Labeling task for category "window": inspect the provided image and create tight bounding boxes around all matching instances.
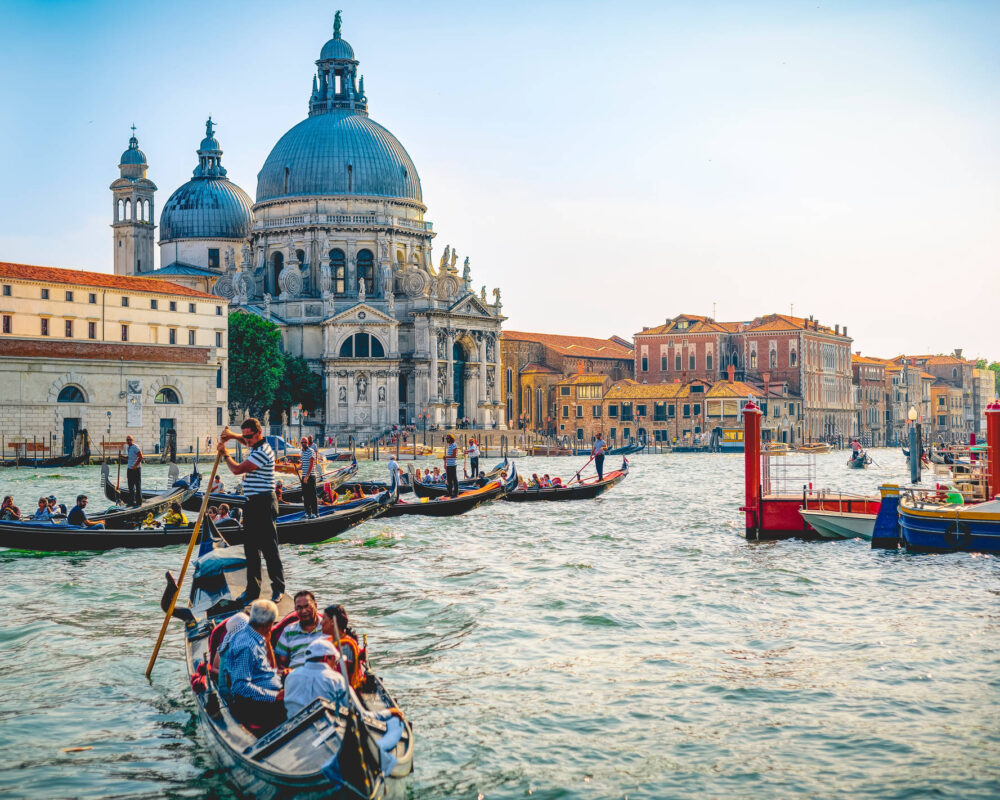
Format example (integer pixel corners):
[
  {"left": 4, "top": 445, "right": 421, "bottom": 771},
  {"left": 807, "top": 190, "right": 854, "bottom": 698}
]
[
  {"left": 188, "top": 330, "right": 195, "bottom": 345},
  {"left": 168, "top": 329, "right": 176, "bottom": 345},
  {"left": 592, "top": 406, "right": 602, "bottom": 418},
  {"left": 150, "top": 299, "right": 158, "bottom": 310},
  {"left": 189, "top": 303, "right": 195, "bottom": 313},
  {"left": 707, "top": 354, "right": 714, "bottom": 371},
  {"left": 41, "top": 288, "right": 50, "bottom": 300},
  {"left": 88, "top": 293, "right": 96, "bottom": 304},
  {"left": 790, "top": 349, "right": 797, "bottom": 366},
  {"left": 654, "top": 402, "right": 667, "bottom": 422},
  {"left": 560, "top": 387, "right": 571, "bottom": 396},
  {"left": 623, "top": 428, "right": 631, "bottom": 440},
  {"left": 661, "top": 355, "right": 667, "bottom": 371},
  {"left": 621, "top": 403, "right": 634, "bottom": 421},
  {"left": 690, "top": 384, "right": 704, "bottom": 393},
  {"left": 215, "top": 331, "right": 223, "bottom": 347},
  {"left": 608, "top": 404, "right": 618, "bottom": 418},
  {"left": 2, "top": 285, "right": 10, "bottom": 296},
  {"left": 216, "top": 368, "right": 223, "bottom": 389},
  {"left": 694, "top": 404, "right": 701, "bottom": 416},
  {"left": 576, "top": 405, "right": 583, "bottom": 418},
  {"left": 121, "top": 296, "right": 129, "bottom": 307},
  {"left": 40, "top": 318, "right": 49, "bottom": 336},
  {"left": 330, "top": 249, "right": 346, "bottom": 294},
  {"left": 689, "top": 354, "right": 695, "bottom": 370},
  {"left": 217, "top": 407, "right": 223, "bottom": 425},
  {"left": 121, "top": 324, "right": 129, "bottom": 342},
  {"left": 87, "top": 321, "right": 96, "bottom": 339},
  {"left": 64, "top": 320, "right": 73, "bottom": 337},
  {"left": 65, "top": 291, "right": 73, "bottom": 302},
  {"left": 641, "top": 356, "right": 648, "bottom": 372},
  {"left": 155, "top": 388, "right": 180, "bottom": 404},
  {"left": 675, "top": 355, "right": 681, "bottom": 370},
  {"left": 2, "top": 315, "right": 10, "bottom": 334},
  {"left": 57, "top": 385, "right": 85, "bottom": 403},
  {"left": 357, "top": 249, "right": 375, "bottom": 295},
  {"left": 338, "top": 332, "right": 385, "bottom": 358},
  {"left": 208, "top": 248, "right": 220, "bottom": 270},
  {"left": 683, "top": 404, "right": 691, "bottom": 417},
  {"left": 576, "top": 428, "right": 584, "bottom": 440},
  {"left": 668, "top": 404, "right": 675, "bottom": 417},
  {"left": 578, "top": 385, "right": 601, "bottom": 399},
  {"left": 169, "top": 301, "right": 177, "bottom": 312},
  {"left": 610, "top": 427, "right": 617, "bottom": 440},
  {"left": 938, "top": 397, "right": 945, "bottom": 406},
  {"left": 636, "top": 404, "right": 647, "bottom": 417},
  {"left": 216, "top": 306, "right": 223, "bottom": 316},
  {"left": 939, "top": 414, "right": 946, "bottom": 426}
]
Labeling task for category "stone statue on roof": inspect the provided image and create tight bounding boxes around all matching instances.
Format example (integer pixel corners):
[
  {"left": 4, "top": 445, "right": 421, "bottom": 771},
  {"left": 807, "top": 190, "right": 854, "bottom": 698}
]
[
  {"left": 439, "top": 245, "right": 450, "bottom": 271},
  {"left": 334, "top": 9, "right": 342, "bottom": 37},
  {"left": 449, "top": 248, "right": 458, "bottom": 272},
  {"left": 462, "top": 256, "right": 471, "bottom": 284}
]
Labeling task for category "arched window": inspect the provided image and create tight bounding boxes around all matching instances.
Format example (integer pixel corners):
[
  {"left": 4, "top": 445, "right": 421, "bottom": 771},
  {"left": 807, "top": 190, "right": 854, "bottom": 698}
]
[
  {"left": 338, "top": 333, "right": 385, "bottom": 358},
  {"left": 749, "top": 349, "right": 758, "bottom": 369},
  {"left": 155, "top": 387, "right": 180, "bottom": 404},
  {"left": 790, "top": 348, "right": 797, "bottom": 367},
  {"left": 145, "top": 199, "right": 151, "bottom": 221},
  {"left": 57, "top": 385, "right": 85, "bottom": 403},
  {"left": 272, "top": 251, "right": 284, "bottom": 293},
  {"left": 124, "top": 199, "right": 131, "bottom": 220},
  {"left": 117, "top": 199, "right": 124, "bottom": 221},
  {"left": 357, "top": 249, "right": 374, "bottom": 296},
  {"left": 769, "top": 349, "right": 777, "bottom": 368},
  {"left": 731, "top": 349, "right": 739, "bottom": 368},
  {"left": 329, "top": 249, "right": 346, "bottom": 294}
]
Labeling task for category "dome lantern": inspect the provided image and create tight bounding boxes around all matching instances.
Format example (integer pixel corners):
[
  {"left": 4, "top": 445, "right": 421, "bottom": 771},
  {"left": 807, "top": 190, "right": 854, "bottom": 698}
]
[{"left": 311, "top": 10, "right": 366, "bottom": 117}]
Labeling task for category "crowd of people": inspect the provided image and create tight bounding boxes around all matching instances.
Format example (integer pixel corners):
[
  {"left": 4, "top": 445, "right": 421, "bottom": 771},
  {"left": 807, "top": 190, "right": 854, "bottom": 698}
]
[{"left": 1, "top": 494, "right": 70, "bottom": 522}]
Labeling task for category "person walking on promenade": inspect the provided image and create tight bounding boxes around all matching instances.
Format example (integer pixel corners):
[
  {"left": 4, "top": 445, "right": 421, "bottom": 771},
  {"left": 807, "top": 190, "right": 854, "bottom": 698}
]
[
  {"left": 443, "top": 433, "right": 459, "bottom": 497},
  {"left": 592, "top": 432, "right": 607, "bottom": 482},
  {"left": 219, "top": 418, "right": 285, "bottom": 603},
  {"left": 125, "top": 435, "right": 144, "bottom": 507},
  {"left": 300, "top": 435, "right": 319, "bottom": 518}
]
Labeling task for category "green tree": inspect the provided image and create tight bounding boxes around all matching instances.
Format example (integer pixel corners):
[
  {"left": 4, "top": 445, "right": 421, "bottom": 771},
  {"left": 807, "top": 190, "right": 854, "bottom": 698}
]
[
  {"left": 989, "top": 362, "right": 1000, "bottom": 394},
  {"left": 271, "top": 354, "right": 323, "bottom": 418},
  {"left": 227, "top": 313, "right": 284, "bottom": 419}
]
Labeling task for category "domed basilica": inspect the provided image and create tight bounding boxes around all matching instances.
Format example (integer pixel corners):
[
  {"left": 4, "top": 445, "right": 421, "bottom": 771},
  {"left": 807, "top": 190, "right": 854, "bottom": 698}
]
[{"left": 110, "top": 12, "right": 505, "bottom": 435}]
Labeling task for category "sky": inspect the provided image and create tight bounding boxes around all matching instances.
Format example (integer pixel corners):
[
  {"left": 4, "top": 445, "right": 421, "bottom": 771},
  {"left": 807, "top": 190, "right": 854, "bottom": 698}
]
[{"left": 0, "top": 0, "right": 997, "bottom": 359}]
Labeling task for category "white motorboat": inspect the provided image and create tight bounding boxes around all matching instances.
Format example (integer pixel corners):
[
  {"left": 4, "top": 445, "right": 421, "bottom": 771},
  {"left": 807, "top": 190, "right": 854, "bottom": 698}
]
[{"left": 798, "top": 508, "right": 877, "bottom": 541}]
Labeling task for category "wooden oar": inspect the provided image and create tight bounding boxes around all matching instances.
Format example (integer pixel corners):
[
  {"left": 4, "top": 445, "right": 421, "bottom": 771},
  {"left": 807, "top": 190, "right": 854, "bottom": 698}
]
[
  {"left": 332, "top": 618, "right": 373, "bottom": 797},
  {"left": 116, "top": 448, "right": 122, "bottom": 500},
  {"left": 570, "top": 454, "right": 596, "bottom": 486},
  {"left": 146, "top": 429, "right": 230, "bottom": 679}
]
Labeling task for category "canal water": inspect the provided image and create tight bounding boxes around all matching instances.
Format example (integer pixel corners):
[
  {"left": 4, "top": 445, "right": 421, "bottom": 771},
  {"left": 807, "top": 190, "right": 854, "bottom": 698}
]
[{"left": 1, "top": 450, "right": 998, "bottom": 799}]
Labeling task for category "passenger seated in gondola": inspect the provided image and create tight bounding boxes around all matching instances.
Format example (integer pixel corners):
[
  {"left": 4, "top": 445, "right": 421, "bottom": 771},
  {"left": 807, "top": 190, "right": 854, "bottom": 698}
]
[
  {"left": 275, "top": 591, "right": 325, "bottom": 669},
  {"left": 413, "top": 468, "right": 423, "bottom": 483},
  {"left": 319, "top": 604, "right": 365, "bottom": 689},
  {"left": 141, "top": 512, "right": 163, "bottom": 530},
  {"left": 1, "top": 496, "right": 21, "bottom": 521},
  {"left": 540, "top": 474, "right": 552, "bottom": 488},
  {"left": 211, "top": 474, "right": 225, "bottom": 494},
  {"left": 530, "top": 473, "right": 542, "bottom": 488},
  {"left": 207, "top": 506, "right": 219, "bottom": 523},
  {"left": 225, "top": 599, "right": 286, "bottom": 733},
  {"left": 283, "top": 639, "right": 350, "bottom": 718},
  {"left": 215, "top": 609, "right": 250, "bottom": 685},
  {"left": 551, "top": 477, "right": 564, "bottom": 488},
  {"left": 163, "top": 502, "right": 188, "bottom": 527},
  {"left": 67, "top": 495, "right": 104, "bottom": 529},
  {"left": 46, "top": 495, "right": 67, "bottom": 516},
  {"left": 275, "top": 481, "right": 284, "bottom": 503},
  {"left": 31, "top": 497, "right": 53, "bottom": 521}
]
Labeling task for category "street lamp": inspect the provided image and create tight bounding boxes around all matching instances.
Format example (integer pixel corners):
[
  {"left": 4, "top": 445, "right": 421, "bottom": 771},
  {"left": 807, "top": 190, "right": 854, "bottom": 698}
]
[
  {"left": 106, "top": 410, "right": 112, "bottom": 435},
  {"left": 908, "top": 405, "right": 919, "bottom": 483},
  {"left": 419, "top": 410, "right": 428, "bottom": 445}
]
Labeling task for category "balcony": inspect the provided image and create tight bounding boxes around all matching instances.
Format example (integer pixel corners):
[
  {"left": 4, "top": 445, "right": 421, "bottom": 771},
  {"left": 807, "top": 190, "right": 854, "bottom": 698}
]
[{"left": 252, "top": 213, "right": 432, "bottom": 232}]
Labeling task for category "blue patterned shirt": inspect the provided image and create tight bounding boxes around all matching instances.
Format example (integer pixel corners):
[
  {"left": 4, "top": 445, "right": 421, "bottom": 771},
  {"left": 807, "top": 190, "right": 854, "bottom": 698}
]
[
  {"left": 225, "top": 624, "right": 282, "bottom": 702},
  {"left": 445, "top": 442, "right": 458, "bottom": 466}
]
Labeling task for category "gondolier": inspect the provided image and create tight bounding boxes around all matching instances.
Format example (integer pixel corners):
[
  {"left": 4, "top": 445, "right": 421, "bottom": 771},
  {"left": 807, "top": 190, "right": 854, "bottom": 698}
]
[
  {"left": 592, "top": 432, "right": 607, "bottom": 481},
  {"left": 300, "top": 435, "right": 319, "bottom": 518},
  {"left": 466, "top": 438, "right": 480, "bottom": 477},
  {"left": 218, "top": 418, "right": 285, "bottom": 603},
  {"left": 444, "top": 434, "right": 459, "bottom": 497},
  {"left": 125, "top": 435, "right": 143, "bottom": 507}
]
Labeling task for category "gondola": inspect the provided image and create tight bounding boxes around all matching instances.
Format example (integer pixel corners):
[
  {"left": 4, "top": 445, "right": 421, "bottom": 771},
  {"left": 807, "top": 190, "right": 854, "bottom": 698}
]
[
  {"left": 408, "top": 459, "right": 508, "bottom": 499},
  {"left": 355, "top": 474, "right": 413, "bottom": 496},
  {"left": 606, "top": 441, "right": 645, "bottom": 456},
  {"left": 178, "top": 554, "right": 413, "bottom": 800},
  {"left": 382, "top": 464, "right": 517, "bottom": 518},
  {"left": 847, "top": 450, "right": 871, "bottom": 469},
  {"left": 279, "top": 459, "right": 359, "bottom": 504},
  {"left": 97, "top": 466, "right": 200, "bottom": 527},
  {"left": 0, "top": 451, "right": 90, "bottom": 469},
  {"left": 503, "top": 458, "right": 629, "bottom": 502},
  {"left": 1, "top": 482, "right": 396, "bottom": 552}
]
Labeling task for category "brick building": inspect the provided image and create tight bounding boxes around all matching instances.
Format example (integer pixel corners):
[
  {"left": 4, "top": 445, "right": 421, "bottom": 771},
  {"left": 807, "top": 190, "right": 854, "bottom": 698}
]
[
  {"left": 501, "top": 331, "right": 632, "bottom": 432},
  {"left": 892, "top": 352, "right": 976, "bottom": 436},
  {"left": 0, "top": 262, "right": 228, "bottom": 455},
  {"left": 851, "top": 354, "right": 887, "bottom": 446},
  {"left": 634, "top": 312, "right": 853, "bottom": 444}
]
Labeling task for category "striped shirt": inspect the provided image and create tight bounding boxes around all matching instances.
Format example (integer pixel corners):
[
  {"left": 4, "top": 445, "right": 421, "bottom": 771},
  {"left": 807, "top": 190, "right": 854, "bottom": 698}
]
[
  {"left": 243, "top": 440, "right": 275, "bottom": 495},
  {"left": 300, "top": 445, "right": 317, "bottom": 480},
  {"left": 275, "top": 621, "right": 326, "bottom": 669},
  {"left": 445, "top": 442, "right": 458, "bottom": 466}
]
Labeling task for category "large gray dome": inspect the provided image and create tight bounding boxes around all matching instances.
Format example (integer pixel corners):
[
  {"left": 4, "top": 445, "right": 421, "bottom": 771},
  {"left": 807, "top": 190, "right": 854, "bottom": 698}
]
[
  {"left": 160, "top": 178, "right": 253, "bottom": 241},
  {"left": 256, "top": 110, "right": 422, "bottom": 204}
]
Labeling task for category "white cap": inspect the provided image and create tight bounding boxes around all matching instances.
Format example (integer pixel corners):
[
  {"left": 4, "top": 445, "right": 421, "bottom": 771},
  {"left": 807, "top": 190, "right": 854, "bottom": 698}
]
[{"left": 304, "top": 638, "right": 339, "bottom": 661}]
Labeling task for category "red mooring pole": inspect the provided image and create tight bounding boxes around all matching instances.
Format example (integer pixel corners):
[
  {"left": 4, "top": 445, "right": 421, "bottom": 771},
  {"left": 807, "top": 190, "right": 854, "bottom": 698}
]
[
  {"left": 986, "top": 401, "right": 1000, "bottom": 501},
  {"left": 743, "top": 400, "right": 762, "bottom": 536}
]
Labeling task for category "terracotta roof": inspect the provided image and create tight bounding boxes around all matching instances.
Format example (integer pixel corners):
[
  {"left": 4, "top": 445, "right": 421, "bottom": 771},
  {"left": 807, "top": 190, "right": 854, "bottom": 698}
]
[
  {"left": 892, "top": 354, "right": 971, "bottom": 366},
  {"left": 921, "top": 372, "right": 938, "bottom": 380},
  {"left": 636, "top": 314, "right": 737, "bottom": 336},
  {"left": 502, "top": 330, "right": 633, "bottom": 359},
  {"left": 0, "top": 262, "right": 219, "bottom": 300},
  {"left": 744, "top": 313, "right": 847, "bottom": 336},
  {"left": 554, "top": 373, "right": 608, "bottom": 386},
  {"left": 705, "top": 380, "right": 765, "bottom": 398},
  {"left": 851, "top": 354, "right": 887, "bottom": 366},
  {"left": 605, "top": 380, "right": 686, "bottom": 400},
  {"left": 0, "top": 337, "right": 211, "bottom": 364},
  {"left": 519, "top": 362, "right": 559, "bottom": 374}
]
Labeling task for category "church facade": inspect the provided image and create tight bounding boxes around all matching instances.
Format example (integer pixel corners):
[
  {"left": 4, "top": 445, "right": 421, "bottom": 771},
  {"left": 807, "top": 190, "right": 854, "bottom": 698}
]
[{"left": 113, "top": 13, "right": 505, "bottom": 437}]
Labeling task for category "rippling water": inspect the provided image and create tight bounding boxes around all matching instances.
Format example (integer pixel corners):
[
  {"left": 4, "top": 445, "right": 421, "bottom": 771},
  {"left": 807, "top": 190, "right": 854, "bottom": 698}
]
[{"left": 1, "top": 450, "right": 999, "bottom": 799}]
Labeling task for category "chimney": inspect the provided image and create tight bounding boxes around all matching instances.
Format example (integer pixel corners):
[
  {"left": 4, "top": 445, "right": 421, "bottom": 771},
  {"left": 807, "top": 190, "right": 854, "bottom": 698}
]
[
  {"left": 954, "top": 348, "right": 963, "bottom": 359},
  {"left": 578, "top": 360, "right": 584, "bottom": 374},
  {"left": 843, "top": 326, "right": 848, "bottom": 338},
  {"left": 835, "top": 324, "right": 840, "bottom": 335},
  {"left": 762, "top": 372, "right": 770, "bottom": 396},
  {"left": 642, "top": 326, "right": 648, "bottom": 332},
  {"left": 727, "top": 363, "right": 735, "bottom": 382},
  {"left": 856, "top": 350, "right": 861, "bottom": 356}
]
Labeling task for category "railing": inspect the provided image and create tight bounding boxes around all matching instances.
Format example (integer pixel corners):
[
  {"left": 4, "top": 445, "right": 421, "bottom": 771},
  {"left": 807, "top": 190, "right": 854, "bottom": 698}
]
[
  {"left": 762, "top": 451, "right": 816, "bottom": 496},
  {"left": 252, "top": 213, "right": 432, "bottom": 231}
]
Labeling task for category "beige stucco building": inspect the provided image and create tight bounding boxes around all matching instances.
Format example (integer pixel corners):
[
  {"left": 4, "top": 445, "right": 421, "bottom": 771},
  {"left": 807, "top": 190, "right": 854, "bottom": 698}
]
[{"left": 0, "top": 262, "right": 228, "bottom": 457}]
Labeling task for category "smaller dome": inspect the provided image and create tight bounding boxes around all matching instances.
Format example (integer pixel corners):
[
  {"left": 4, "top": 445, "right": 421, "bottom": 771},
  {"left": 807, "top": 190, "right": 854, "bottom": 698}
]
[
  {"left": 320, "top": 36, "right": 354, "bottom": 61},
  {"left": 120, "top": 134, "right": 147, "bottom": 165},
  {"left": 160, "top": 179, "right": 253, "bottom": 241},
  {"left": 200, "top": 136, "right": 220, "bottom": 152}
]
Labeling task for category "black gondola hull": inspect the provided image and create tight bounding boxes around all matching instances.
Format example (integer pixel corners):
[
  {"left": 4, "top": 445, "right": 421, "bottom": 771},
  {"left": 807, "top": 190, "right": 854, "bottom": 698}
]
[{"left": 504, "top": 466, "right": 628, "bottom": 502}]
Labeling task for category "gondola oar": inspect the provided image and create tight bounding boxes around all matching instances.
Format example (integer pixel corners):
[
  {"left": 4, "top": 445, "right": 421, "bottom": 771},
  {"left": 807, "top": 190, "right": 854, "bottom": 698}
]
[
  {"left": 146, "top": 427, "right": 230, "bottom": 679},
  {"left": 570, "top": 455, "right": 596, "bottom": 486},
  {"left": 332, "top": 617, "right": 374, "bottom": 797},
  {"left": 116, "top": 448, "right": 123, "bottom": 500}
]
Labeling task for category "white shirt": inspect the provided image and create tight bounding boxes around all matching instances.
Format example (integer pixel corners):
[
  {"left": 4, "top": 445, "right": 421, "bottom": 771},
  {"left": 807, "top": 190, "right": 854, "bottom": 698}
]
[
  {"left": 467, "top": 444, "right": 480, "bottom": 458},
  {"left": 387, "top": 458, "right": 400, "bottom": 485},
  {"left": 283, "top": 660, "right": 349, "bottom": 718}
]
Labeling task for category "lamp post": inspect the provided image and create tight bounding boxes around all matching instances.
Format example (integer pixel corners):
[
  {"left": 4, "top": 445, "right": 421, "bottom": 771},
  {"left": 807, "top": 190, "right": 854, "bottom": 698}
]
[
  {"left": 300, "top": 408, "right": 308, "bottom": 445},
  {"left": 106, "top": 410, "right": 112, "bottom": 436},
  {"left": 419, "top": 410, "right": 428, "bottom": 446},
  {"left": 908, "top": 405, "right": 919, "bottom": 483}
]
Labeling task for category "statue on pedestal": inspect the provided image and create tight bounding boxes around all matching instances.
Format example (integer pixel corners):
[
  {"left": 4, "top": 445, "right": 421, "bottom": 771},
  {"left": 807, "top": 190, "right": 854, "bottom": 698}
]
[{"left": 358, "top": 277, "right": 366, "bottom": 302}]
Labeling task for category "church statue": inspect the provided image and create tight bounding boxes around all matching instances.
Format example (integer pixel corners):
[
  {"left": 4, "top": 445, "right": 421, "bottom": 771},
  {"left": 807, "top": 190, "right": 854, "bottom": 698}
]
[
  {"left": 439, "top": 245, "right": 450, "bottom": 271},
  {"left": 387, "top": 289, "right": 395, "bottom": 314},
  {"left": 357, "top": 374, "right": 368, "bottom": 403},
  {"left": 449, "top": 248, "right": 458, "bottom": 272},
  {"left": 263, "top": 410, "right": 270, "bottom": 428},
  {"left": 281, "top": 410, "right": 288, "bottom": 426},
  {"left": 334, "top": 9, "right": 342, "bottom": 38},
  {"left": 287, "top": 238, "right": 298, "bottom": 262},
  {"left": 492, "top": 287, "right": 502, "bottom": 306},
  {"left": 223, "top": 247, "right": 233, "bottom": 272},
  {"left": 241, "top": 242, "right": 251, "bottom": 269},
  {"left": 320, "top": 263, "right": 332, "bottom": 295},
  {"left": 358, "top": 277, "right": 366, "bottom": 302},
  {"left": 480, "top": 285, "right": 487, "bottom": 301},
  {"left": 462, "top": 257, "right": 471, "bottom": 284},
  {"left": 378, "top": 386, "right": 386, "bottom": 402},
  {"left": 263, "top": 292, "right": 272, "bottom": 317},
  {"left": 338, "top": 385, "right": 347, "bottom": 403}
]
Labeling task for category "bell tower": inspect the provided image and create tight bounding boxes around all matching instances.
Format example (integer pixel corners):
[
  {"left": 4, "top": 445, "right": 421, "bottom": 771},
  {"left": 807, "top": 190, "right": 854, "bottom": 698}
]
[{"left": 110, "top": 126, "right": 157, "bottom": 275}]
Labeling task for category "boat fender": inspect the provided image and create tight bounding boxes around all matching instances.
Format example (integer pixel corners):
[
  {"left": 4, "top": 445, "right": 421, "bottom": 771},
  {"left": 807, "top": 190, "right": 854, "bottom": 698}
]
[{"left": 943, "top": 520, "right": 972, "bottom": 551}]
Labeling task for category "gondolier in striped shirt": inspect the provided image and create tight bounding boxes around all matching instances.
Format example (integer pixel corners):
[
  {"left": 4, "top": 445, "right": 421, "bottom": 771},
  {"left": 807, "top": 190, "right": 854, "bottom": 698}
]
[
  {"left": 218, "top": 418, "right": 285, "bottom": 603},
  {"left": 300, "top": 435, "right": 319, "bottom": 518},
  {"left": 443, "top": 434, "right": 459, "bottom": 497},
  {"left": 591, "top": 433, "right": 607, "bottom": 481}
]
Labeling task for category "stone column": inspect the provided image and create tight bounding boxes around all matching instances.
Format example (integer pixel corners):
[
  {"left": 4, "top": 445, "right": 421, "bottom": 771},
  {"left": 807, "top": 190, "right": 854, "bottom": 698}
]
[
  {"left": 429, "top": 324, "right": 438, "bottom": 402},
  {"left": 446, "top": 330, "right": 455, "bottom": 403},
  {"left": 478, "top": 333, "right": 488, "bottom": 420}
]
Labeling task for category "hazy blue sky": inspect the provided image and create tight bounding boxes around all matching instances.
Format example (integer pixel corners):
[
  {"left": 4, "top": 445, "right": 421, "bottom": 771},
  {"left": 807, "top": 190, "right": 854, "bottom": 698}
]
[{"left": 1, "top": 0, "right": 997, "bottom": 358}]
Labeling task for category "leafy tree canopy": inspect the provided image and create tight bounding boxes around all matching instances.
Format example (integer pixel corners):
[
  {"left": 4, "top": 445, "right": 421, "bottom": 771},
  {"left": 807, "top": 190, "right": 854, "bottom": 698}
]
[
  {"left": 227, "top": 313, "right": 284, "bottom": 420},
  {"left": 271, "top": 354, "right": 323, "bottom": 418}
]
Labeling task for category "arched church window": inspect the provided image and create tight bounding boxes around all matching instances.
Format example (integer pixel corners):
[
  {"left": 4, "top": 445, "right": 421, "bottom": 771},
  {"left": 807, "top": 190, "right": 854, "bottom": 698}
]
[
  {"left": 143, "top": 199, "right": 150, "bottom": 222},
  {"left": 57, "top": 385, "right": 85, "bottom": 403},
  {"left": 124, "top": 199, "right": 131, "bottom": 220},
  {"left": 357, "top": 249, "right": 374, "bottom": 296},
  {"left": 338, "top": 333, "right": 385, "bottom": 358},
  {"left": 272, "top": 252, "right": 284, "bottom": 293},
  {"left": 117, "top": 199, "right": 124, "bottom": 222},
  {"left": 329, "top": 249, "right": 346, "bottom": 294},
  {"left": 155, "top": 387, "right": 180, "bottom": 404}
]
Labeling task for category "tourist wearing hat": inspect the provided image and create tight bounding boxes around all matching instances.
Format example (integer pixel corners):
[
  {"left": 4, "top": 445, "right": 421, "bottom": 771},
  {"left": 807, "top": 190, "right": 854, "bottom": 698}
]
[
  {"left": 443, "top": 434, "right": 459, "bottom": 497},
  {"left": 46, "top": 495, "right": 67, "bottom": 516},
  {"left": 282, "top": 638, "right": 350, "bottom": 718}
]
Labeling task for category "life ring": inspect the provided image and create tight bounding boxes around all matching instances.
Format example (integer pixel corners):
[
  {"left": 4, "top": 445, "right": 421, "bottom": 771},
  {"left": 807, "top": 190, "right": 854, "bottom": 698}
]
[{"left": 943, "top": 520, "right": 972, "bottom": 550}]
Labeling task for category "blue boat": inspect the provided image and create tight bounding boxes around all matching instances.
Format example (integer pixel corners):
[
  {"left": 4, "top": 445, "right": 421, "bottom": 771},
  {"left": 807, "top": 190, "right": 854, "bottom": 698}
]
[{"left": 898, "top": 495, "right": 1000, "bottom": 554}]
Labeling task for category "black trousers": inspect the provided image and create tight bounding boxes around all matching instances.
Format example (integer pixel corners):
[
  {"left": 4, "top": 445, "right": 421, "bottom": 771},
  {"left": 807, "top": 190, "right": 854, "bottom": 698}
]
[
  {"left": 229, "top": 694, "right": 286, "bottom": 732},
  {"left": 243, "top": 492, "right": 284, "bottom": 600},
  {"left": 594, "top": 454, "right": 605, "bottom": 481},
  {"left": 302, "top": 475, "right": 318, "bottom": 516},
  {"left": 445, "top": 465, "right": 459, "bottom": 497},
  {"left": 470, "top": 457, "right": 479, "bottom": 477},
  {"left": 126, "top": 467, "right": 142, "bottom": 506}
]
